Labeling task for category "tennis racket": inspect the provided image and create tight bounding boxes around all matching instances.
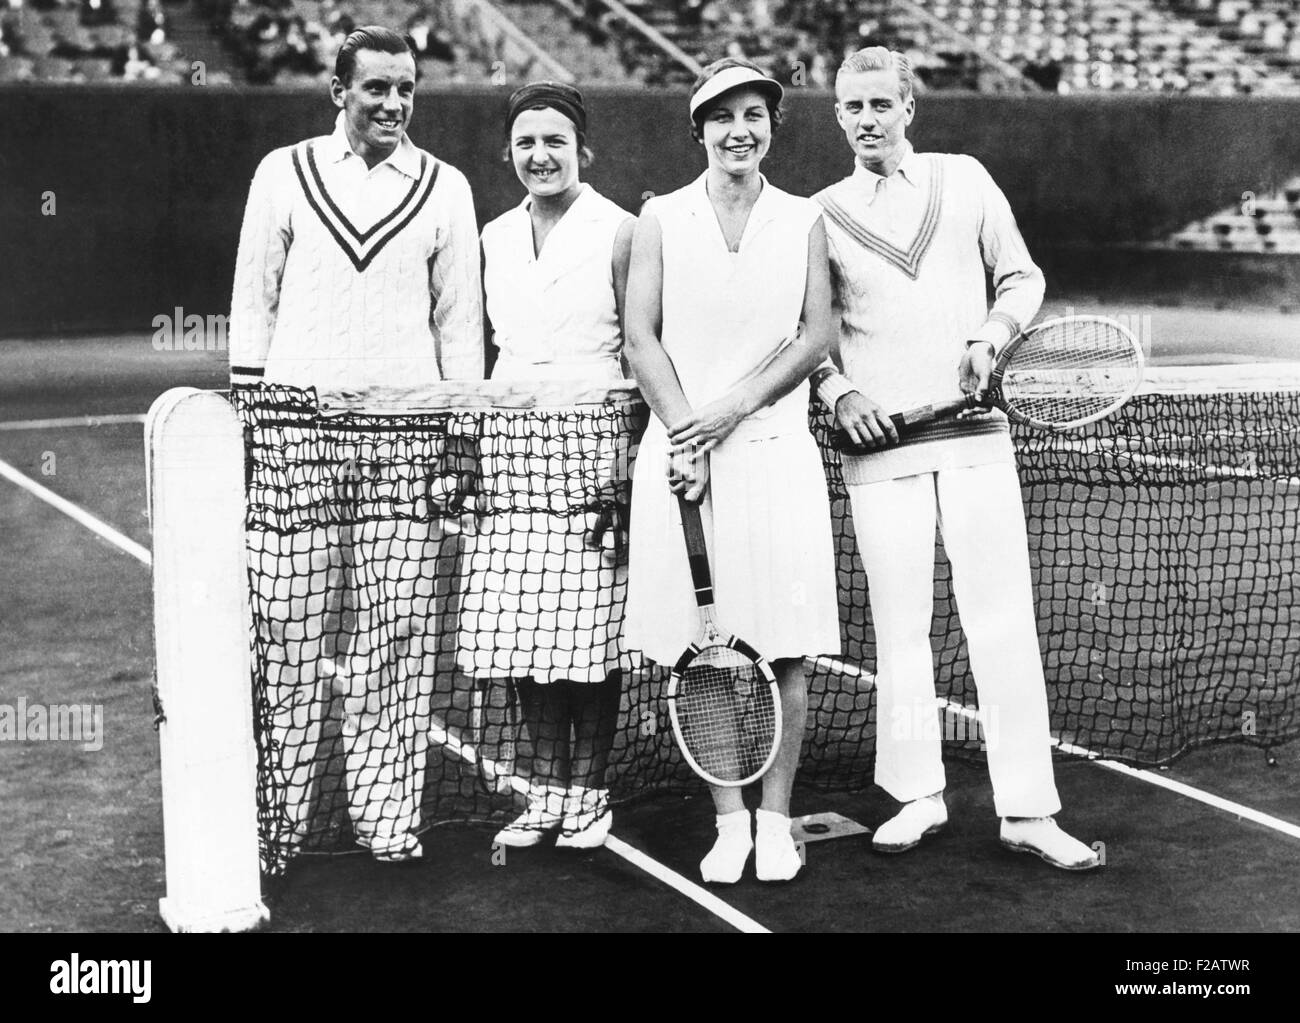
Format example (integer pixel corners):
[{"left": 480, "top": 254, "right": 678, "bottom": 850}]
[
  {"left": 831, "top": 315, "right": 1145, "bottom": 451},
  {"left": 666, "top": 495, "right": 781, "bottom": 787}
]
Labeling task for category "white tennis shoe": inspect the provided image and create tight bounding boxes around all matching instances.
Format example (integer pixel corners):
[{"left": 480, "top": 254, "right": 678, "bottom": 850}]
[
  {"left": 555, "top": 786, "right": 612, "bottom": 849},
  {"left": 872, "top": 793, "right": 948, "bottom": 853},
  {"left": 1000, "top": 817, "right": 1101, "bottom": 871},
  {"left": 493, "top": 783, "right": 565, "bottom": 848},
  {"left": 700, "top": 809, "right": 753, "bottom": 883},
  {"left": 370, "top": 838, "right": 424, "bottom": 864}
]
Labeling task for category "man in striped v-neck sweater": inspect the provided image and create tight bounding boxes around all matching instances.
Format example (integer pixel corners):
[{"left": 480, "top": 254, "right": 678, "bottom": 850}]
[
  {"left": 228, "top": 27, "right": 483, "bottom": 866},
  {"left": 813, "top": 48, "right": 1100, "bottom": 871}
]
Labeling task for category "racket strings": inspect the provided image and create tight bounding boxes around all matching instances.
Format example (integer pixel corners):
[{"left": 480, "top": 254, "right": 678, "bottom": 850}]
[
  {"left": 676, "top": 646, "right": 777, "bottom": 784},
  {"left": 1001, "top": 318, "right": 1143, "bottom": 427}
]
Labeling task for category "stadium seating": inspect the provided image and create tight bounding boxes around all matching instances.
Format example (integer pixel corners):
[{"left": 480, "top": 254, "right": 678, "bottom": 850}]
[
  {"left": 0, "top": 0, "right": 194, "bottom": 81},
  {"left": 1149, "top": 177, "right": 1300, "bottom": 253},
  {"left": 924, "top": 0, "right": 1300, "bottom": 94},
  {"left": 3, "top": 0, "right": 1299, "bottom": 94},
  {"left": 1171, "top": 1, "right": 1300, "bottom": 74},
  {"left": 517, "top": 0, "right": 1300, "bottom": 92},
  {"left": 497, "top": 0, "right": 633, "bottom": 82}
]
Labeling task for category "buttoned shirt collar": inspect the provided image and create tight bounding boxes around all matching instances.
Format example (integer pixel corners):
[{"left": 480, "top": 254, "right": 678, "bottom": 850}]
[
  {"left": 852, "top": 142, "right": 923, "bottom": 200},
  {"left": 320, "top": 111, "right": 422, "bottom": 179}
]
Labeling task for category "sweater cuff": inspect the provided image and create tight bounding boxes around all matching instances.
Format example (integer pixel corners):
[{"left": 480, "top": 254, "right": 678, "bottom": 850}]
[
  {"left": 969, "top": 311, "right": 1021, "bottom": 351},
  {"left": 815, "top": 371, "right": 858, "bottom": 413}
]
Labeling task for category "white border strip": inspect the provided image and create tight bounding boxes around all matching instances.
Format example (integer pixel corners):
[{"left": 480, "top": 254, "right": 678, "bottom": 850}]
[
  {"left": 0, "top": 457, "right": 151, "bottom": 565},
  {"left": 1139, "top": 364, "right": 1300, "bottom": 396},
  {"left": 1043, "top": 437, "right": 1300, "bottom": 487},
  {"left": 808, "top": 654, "right": 876, "bottom": 685},
  {"left": 0, "top": 414, "right": 147, "bottom": 432}
]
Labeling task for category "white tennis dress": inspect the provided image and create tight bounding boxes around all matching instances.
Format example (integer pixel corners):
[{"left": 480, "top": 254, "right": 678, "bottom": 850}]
[
  {"left": 458, "top": 184, "right": 635, "bottom": 683},
  {"left": 625, "top": 174, "right": 841, "bottom": 665}
]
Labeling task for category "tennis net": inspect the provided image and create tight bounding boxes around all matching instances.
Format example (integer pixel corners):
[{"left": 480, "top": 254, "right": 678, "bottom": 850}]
[{"left": 224, "top": 367, "right": 1299, "bottom": 873}]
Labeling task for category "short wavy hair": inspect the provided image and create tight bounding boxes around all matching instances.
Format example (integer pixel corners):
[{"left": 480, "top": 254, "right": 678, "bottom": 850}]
[
  {"left": 837, "top": 46, "right": 915, "bottom": 101},
  {"left": 334, "top": 26, "right": 416, "bottom": 86}
]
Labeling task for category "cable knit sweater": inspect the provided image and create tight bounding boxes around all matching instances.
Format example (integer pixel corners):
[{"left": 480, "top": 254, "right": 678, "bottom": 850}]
[
  {"left": 814, "top": 145, "right": 1044, "bottom": 485},
  {"left": 228, "top": 114, "right": 483, "bottom": 392}
]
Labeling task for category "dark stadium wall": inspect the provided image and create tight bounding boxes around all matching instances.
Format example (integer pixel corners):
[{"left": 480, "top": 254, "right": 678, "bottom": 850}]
[{"left": 1, "top": 86, "right": 1298, "bottom": 337}]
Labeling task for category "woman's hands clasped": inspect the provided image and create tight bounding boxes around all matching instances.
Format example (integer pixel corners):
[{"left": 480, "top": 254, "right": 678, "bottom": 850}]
[
  {"left": 667, "top": 441, "right": 711, "bottom": 503},
  {"left": 665, "top": 391, "right": 750, "bottom": 503},
  {"left": 666, "top": 391, "right": 750, "bottom": 457}
]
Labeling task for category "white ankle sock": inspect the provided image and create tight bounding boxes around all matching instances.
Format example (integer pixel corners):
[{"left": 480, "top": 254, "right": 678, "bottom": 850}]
[
  {"left": 755, "top": 809, "right": 801, "bottom": 882},
  {"left": 700, "top": 810, "right": 753, "bottom": 884}
]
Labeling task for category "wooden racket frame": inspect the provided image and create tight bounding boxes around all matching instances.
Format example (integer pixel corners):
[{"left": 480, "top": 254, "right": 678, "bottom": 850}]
[
  {"left": 666, "top": 494, "right": 781, "bottom": 788},
  {"left": 832, "top": 314, "right": 1145, "bottom": 448}
]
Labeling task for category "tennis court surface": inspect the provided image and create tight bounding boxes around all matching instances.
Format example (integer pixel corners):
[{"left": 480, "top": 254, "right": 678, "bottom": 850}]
[{"left": 1, "top": 313, "right": 1298, "bottom": 935}]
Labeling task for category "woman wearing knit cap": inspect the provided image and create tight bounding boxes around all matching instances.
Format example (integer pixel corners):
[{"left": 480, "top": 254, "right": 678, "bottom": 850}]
[
  {"left": 459, "top": 81, "right": 636, "bottom": 850},
  {"left": 624, "top": 58, "right": 841, "bottom": 883}
]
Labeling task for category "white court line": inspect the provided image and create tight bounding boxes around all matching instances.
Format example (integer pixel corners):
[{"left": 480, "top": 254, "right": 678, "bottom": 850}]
[
  {"left": 814, "top": 654, "right": 1300, "bottom": 843},
  {"left": 0, "top": 414, "right": 147, "bottom": 431},
  {"left": 1053, "top": 738, "right": 1300, "bottom": 842},
  {"left": 0, "top": 457, "right": 151, "bottom": 565},
  {"left": 603, "top": 835, "right": 770, "bottom": 934},
  {"left": 427, "top": 710, "right": 769, "bottom": 933},
  {"left": 349, "top": 667, "right": 773, "bottom": 934}
]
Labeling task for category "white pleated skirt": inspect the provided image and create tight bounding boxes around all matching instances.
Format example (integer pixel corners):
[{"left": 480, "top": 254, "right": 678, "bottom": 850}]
[{"left": 625, "top": 409, "right": 842, "bottom": 666}]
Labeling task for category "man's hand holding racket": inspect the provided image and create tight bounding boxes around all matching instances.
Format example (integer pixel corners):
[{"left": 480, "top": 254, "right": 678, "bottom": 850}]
[
  {"left": 832, "top": 390, "right": 900, "bottom": 450},
  {"left": 957, "top": 341, "right": 995, "bottom": 419}
]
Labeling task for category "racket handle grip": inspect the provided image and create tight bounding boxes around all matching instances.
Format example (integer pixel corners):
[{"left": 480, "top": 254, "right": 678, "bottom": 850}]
[
  {"left": 831, "top": 397, "right": 975, "bottom": 454},
  {"left": 891, "top": 397, "right": 972, "bottom": 433}
]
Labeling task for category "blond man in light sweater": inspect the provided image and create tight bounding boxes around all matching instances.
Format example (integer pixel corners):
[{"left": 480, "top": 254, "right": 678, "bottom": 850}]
[
  {"left": 228, "top": 27, "right": 483, "bottom": 867},
  {"left": 813, "top": 47, "right": 1099, "bottom": 871}
]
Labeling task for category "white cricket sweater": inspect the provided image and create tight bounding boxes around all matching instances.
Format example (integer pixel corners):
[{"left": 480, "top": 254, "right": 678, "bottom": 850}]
[
  {"left": 814, "top": 145, "right": 1045, "bottom": 485},
  {"left": 228, "top": 115, "right": 484, "bottom": 393}
]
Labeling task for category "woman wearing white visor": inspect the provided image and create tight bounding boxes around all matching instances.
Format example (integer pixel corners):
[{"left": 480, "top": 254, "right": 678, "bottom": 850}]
[{"left": 624, "top": 59, "right": 841, "bottom": 883}]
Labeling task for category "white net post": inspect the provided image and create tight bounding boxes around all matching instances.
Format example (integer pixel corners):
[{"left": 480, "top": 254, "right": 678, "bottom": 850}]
[{"left": 146, "top": 388, "right": 269, "bottom": 933}]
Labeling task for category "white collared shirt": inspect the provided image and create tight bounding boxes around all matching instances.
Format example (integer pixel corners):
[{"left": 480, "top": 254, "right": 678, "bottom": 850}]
[
  {"left": 312, "top": 112, "right": 425, "bottom": 232},
  {"left": 481, "top": 183, "right": 632, "bottom": 380},
  {"left": 849, "top": 143, "right": 927, "bottom": 240}
]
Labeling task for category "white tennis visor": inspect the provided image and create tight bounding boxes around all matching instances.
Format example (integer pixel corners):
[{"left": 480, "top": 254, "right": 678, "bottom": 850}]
[{"left": 688, "top": 66, "right": 784, "bottom": 121}]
